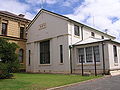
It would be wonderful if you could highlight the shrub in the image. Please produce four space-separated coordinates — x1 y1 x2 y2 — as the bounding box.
0 62 13 79
0 38 19 79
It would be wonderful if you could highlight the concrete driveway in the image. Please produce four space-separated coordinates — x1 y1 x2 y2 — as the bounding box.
51 75 120 90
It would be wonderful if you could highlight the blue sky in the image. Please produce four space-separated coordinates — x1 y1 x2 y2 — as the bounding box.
0 0 120 41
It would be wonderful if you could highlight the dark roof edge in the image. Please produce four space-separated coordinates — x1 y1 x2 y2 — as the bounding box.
0 11 30 22
73 39 120 46
73 39 111 46
26 9 115 39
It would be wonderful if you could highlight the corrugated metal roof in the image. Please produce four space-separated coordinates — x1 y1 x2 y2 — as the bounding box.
74 37 110 45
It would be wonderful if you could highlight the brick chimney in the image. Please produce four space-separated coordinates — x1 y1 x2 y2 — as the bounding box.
18 14 25 18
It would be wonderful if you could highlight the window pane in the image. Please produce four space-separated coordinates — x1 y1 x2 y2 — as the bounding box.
78 48 85 63
20 27 24 39
74 25 79 36
60 45 63 63
28 50 31 65
19 49 24 63
91 32 95 37
93 46 100 62
113 45 118 63
2 23 7 35
40 40 50 64
86 47 93 63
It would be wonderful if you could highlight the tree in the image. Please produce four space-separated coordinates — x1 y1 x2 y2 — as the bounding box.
0 38 20 79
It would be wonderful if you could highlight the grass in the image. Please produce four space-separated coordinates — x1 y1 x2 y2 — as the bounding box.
0 73 102 90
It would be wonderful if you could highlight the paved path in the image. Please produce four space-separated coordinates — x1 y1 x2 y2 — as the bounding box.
54 75 120 90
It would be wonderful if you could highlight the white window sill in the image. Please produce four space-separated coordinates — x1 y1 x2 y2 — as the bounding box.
114 63 118 66
39 64 51 66
77 62 101 66
74 35 80 38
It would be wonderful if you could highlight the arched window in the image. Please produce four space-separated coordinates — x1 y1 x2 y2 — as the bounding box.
19 49 24 63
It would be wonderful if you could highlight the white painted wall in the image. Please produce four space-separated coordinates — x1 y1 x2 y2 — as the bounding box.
107 42 120 70
27 12 68 43
26 11 71 73
26 10 117 74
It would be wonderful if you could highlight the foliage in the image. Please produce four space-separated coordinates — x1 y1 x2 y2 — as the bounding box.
0 62 13 79
0 38 19 79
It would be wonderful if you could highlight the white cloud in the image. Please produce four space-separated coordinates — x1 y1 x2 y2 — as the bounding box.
0 0 29 14
26 0 57 5
24 12 35 20
0 0 34 20
65 0 120 40
62 0 79 7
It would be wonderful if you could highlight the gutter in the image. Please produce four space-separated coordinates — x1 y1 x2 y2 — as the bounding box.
102 41 106 75
69 45 73 74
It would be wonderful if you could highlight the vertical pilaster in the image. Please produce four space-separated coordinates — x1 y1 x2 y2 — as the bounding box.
0 17 2 34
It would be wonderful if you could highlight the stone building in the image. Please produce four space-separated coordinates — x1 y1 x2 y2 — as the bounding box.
0 11 30 70
26 9 120 75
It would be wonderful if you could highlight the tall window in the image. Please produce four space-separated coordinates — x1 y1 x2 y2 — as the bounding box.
93 46 100 62
91 32 95 37
19 49 24 63
74 25 80 36
28 50 31 65
20 27 24 39
2 23 7 36
40 40 50 64
86 47 93 63
78 48 85 63
60 45 63 63
113 45 118 63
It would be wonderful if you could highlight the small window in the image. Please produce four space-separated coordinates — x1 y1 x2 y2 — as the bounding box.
60 45 63 63
40 40 50 64
20 27 24 39
2 23 7 36
28 50 31 65
91 32 95 37
101 36 104 39
74 25 80 36
19 49 24 63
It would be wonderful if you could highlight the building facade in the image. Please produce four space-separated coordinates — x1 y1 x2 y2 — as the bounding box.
0 11 30 70
26 9 120 75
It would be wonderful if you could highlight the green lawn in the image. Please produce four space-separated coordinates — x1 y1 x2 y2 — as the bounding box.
0 73 101 90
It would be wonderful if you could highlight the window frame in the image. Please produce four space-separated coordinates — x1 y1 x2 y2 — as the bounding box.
60 45 63 63
78 48 85 63
74 25 80 36
40 40 50 64
77 45 100 64
28 50 31 65
91 32 95 37
93 46 100 62
113 45 118 63
2 23 7 36
20 27 24 39
18 49 24 63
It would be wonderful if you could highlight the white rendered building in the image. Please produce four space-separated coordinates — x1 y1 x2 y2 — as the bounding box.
26 9 120 75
